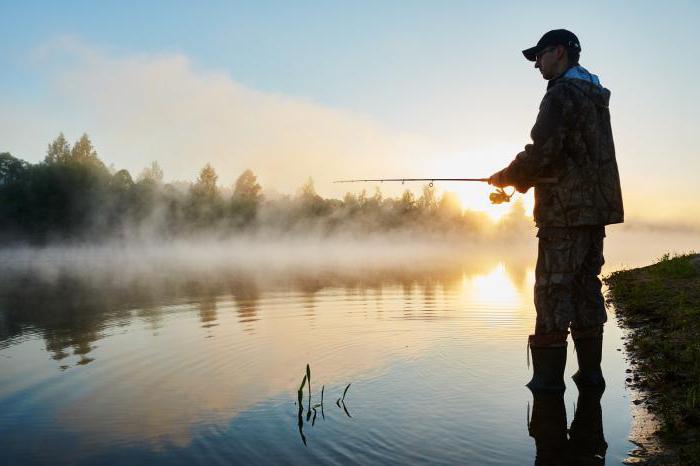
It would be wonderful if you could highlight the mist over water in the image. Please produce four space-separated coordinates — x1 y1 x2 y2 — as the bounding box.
0 227 696 465
1 224 695 280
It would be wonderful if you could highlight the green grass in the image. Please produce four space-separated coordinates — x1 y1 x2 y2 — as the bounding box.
605 252 700 463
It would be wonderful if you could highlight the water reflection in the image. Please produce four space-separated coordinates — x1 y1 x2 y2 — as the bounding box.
230 277 260 332
198 296 219 329
529 387 607 465
0 250 622 465
0 254 536 365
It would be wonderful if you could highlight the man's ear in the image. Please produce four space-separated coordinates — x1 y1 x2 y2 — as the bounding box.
556 45 567 61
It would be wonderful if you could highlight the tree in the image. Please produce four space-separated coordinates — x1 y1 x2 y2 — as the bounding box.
398 189 415 214
188 163 222 228
71 133 100 165
45 133 71 164
0 153 27 185
298 177 318 201
111 169 134 190
417 183 438 213
343 192 359 208
229 169 263 228
138 161 164 184
296 177 329 218
232 169 262 203
192 163 219 199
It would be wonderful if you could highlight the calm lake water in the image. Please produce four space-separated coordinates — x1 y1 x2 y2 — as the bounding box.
0 229 697 465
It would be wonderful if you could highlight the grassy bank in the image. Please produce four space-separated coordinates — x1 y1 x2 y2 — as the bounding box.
605 253 700 464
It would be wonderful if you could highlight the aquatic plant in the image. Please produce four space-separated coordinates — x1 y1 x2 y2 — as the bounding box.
295 364 353 444
307 363 311 406
336 383 351 406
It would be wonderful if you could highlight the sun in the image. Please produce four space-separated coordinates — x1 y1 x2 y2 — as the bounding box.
450 184 511 222
441 183 534 223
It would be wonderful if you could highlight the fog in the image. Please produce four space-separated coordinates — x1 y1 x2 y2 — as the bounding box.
1 226 696 285
0 232 533 285
1 135 697 289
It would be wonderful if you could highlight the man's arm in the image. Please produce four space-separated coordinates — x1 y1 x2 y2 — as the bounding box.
490 85 569 192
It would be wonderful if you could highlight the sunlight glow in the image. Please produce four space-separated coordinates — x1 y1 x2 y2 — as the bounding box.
448 185 533 222
461 262 523 313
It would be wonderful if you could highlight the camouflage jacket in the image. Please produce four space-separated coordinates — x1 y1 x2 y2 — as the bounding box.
501 66 624 227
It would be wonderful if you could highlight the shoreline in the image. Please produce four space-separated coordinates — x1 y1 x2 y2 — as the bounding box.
605 253 700 465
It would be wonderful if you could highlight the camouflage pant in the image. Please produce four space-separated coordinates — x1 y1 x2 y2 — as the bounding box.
534 226 607 335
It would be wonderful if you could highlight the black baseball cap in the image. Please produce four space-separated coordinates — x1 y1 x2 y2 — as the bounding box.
522 29 581 61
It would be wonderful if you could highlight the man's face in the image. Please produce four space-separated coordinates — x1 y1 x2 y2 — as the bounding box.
534 45 564 80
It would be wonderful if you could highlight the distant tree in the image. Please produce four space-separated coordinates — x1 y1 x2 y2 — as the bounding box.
230 169 263 228
192 163 219 199
188 163 222 228
138 161 164 184
398 189 415 214
2 133 522 242
297 177 329 218
298 177 317 201
45 133 71 164
111 169 134 190
0 153 27 185
417 183 438 213
71 133 103 167
343 192 359 209
0 153 29 237
232 169 262 203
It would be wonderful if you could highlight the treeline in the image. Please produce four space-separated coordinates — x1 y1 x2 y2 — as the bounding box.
0 134 530 243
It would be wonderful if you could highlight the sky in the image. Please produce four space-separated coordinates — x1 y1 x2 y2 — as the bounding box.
1 1 699 226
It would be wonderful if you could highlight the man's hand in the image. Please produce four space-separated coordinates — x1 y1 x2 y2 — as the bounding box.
488 170 508 188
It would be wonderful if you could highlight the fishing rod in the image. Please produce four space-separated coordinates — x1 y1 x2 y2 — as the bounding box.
333 177 557 205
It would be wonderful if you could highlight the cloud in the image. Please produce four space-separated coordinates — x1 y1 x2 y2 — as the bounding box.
26 37 436 196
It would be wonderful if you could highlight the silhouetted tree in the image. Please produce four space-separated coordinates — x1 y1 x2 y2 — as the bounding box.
0 133 533 242
297 177 329 218
138 161 164 185
192 163 219 199
70 133 101 165
398 189 415 214
417 184 437 211
45 133 71 164
188 163 223 228
230 169 263 228
0 153 26 185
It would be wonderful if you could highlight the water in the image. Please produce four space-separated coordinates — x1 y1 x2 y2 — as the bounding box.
0 229 696 465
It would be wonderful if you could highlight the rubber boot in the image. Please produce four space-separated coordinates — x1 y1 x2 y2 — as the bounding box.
571 327 605 389
526 334 567 392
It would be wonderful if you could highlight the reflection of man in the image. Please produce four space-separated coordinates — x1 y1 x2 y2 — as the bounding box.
529 388 608 465
489 30 623 390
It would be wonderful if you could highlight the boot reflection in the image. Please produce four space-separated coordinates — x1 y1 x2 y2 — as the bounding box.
569 387 607 465
528 387 608 466
529 391 568 466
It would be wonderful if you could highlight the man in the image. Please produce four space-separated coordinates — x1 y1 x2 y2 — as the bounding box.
489 30 624 391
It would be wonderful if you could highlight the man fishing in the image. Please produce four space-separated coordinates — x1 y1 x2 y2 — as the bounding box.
489 29 624 391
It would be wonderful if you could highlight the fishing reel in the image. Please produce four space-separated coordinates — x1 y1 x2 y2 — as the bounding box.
489 187 514 205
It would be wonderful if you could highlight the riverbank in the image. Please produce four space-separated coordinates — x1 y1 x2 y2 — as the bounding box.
605 253 700 465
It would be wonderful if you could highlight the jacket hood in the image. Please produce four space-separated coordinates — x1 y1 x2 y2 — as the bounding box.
563 65 601 86
560 65 610 107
